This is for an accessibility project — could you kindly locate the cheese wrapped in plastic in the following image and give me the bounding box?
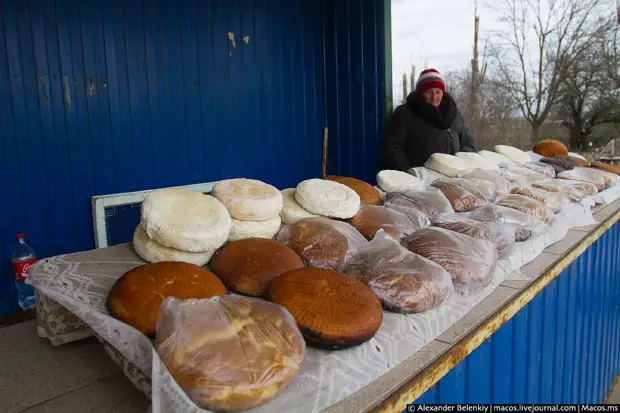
[344,231,453,313]
[155,296,305,412]
[434,215,515,255]
[402,227,498,292]
[348,204,429,241]
[495,194,556,226]
[522,161,556,178]
[463,204,549,242]
[276,217,368,271]
[431,179,489,212]
[384,188,455,223]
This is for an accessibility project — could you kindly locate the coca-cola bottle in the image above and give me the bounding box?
[12,233,36,310]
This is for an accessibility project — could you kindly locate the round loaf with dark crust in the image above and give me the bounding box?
[266,268,383,349]
[324,175,382,205]
[533,139,569,157]
[107,262,227,336]
[210,238,305,297]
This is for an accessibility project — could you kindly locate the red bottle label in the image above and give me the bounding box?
[13,259,37,281]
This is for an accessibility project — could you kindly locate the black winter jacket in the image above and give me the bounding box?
[380,92,477,171]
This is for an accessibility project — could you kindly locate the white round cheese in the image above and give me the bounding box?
[211,178,283,221]
[455,152,499,170]
[568,152,587,161]
[478,150,516,167]
[280,188,318,224]
[376,170,424,193]
[494,145,531,164]
[295,179,361,219]
[141,188,231,253]
[133,223,214,266]
[228,216,282,241]
[424,153,471,177]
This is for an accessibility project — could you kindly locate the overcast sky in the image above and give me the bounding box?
[391,0,502,102]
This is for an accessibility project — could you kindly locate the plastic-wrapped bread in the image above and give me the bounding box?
[276,217,367,271]
[495,169,536,188]
[522,162,556,178]
[155,296,304,412]
[510,187,546,204]
[431,179,488,212]
[407,166,446,186]
[402,227,498,292]
[555,155,590,168]
[539,157,576,174]
[532,179,596,201]
[344,231,453,313]
[557,167,608,191]
[460,169,513,195]
[463,204,549,242]
[495,194,556,225]
[384,188,455,223]
[424,153,472,177]
[434,215,515,255]
[348,204,429,241]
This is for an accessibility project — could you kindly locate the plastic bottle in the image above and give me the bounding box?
[12,233,37,310]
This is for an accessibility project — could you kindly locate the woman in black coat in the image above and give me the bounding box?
[381,68,477,172]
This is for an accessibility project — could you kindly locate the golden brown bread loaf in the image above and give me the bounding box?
[324,175,382,205]
[344,236,453,313]
[433,216,515,255]
[267,267,383,349]
[106,262,227,336]
[210,238,304,297]
[495,194,556,225]
[590,161,620,176]
[276,217,366,271]
[156,296,304,412]
[384,189,454,223]
[533,139,569,157]
[402,227,498,291]
[348,204,428,241]
[510,187,546,204]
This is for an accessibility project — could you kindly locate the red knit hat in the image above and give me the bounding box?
[415,68,446,94]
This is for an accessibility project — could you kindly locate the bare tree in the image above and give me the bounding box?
[488,0,611,142]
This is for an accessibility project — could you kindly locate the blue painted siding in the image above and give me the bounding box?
[411,221,620,406]
[0,0,388,314]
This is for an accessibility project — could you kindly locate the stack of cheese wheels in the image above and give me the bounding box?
[211,179,284,241]
[134,188,232,266]
[280,188,318,225]
[294,179,361,219]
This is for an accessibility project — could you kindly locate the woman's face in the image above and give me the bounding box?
[423,88,444,107]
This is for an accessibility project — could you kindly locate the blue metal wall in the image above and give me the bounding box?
[412,221,620,405]
[0,0,388,315]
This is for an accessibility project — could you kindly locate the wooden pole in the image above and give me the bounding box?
[322,127,328,178]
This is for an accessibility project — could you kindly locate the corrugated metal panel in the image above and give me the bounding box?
[411,221,620,405]
[323,0,387,184]
[0,0,388,314]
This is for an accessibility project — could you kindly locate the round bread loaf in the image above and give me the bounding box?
[156,296,304,412]
[276,218,351,270]
[590,161,620,176]
[348,204,428,241]
[107,262,227,336]
[210,238,304,297]
[533,139,569,157]
[324,175,382,205]
[267,268,383,349]
[211,178,283,221]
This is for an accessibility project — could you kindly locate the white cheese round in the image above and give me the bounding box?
[494,145,531,164]
[141,188,231,253]
[455,152,499,170]
[478,150,516,167]
[280,188,318,224]
[295,179,361,219]
[376,170,424,193]
[133,223,214,266]
[424,153,472,177]
[228,216,282,241]
[211,178,283,221]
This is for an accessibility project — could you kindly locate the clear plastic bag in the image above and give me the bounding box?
[557,167,608,191]
[532,178,598,199]
[343,231,453,313]
[522,161,556,178]
[495,194,556,226]
[431,179,489,212]
[407,166,445,186]
[462,204,549,242]
[459,169,513,195]
[384,188,455,223]
[401,227,498,292]
[348,204,429,241]
[155,296,305,412]
[495,168,537,188]
[433,215,516,255]
[276,217,368,271]
[510,187,546,204]
[539,157,577,174]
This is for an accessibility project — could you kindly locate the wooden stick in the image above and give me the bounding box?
[322,127,328,178]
